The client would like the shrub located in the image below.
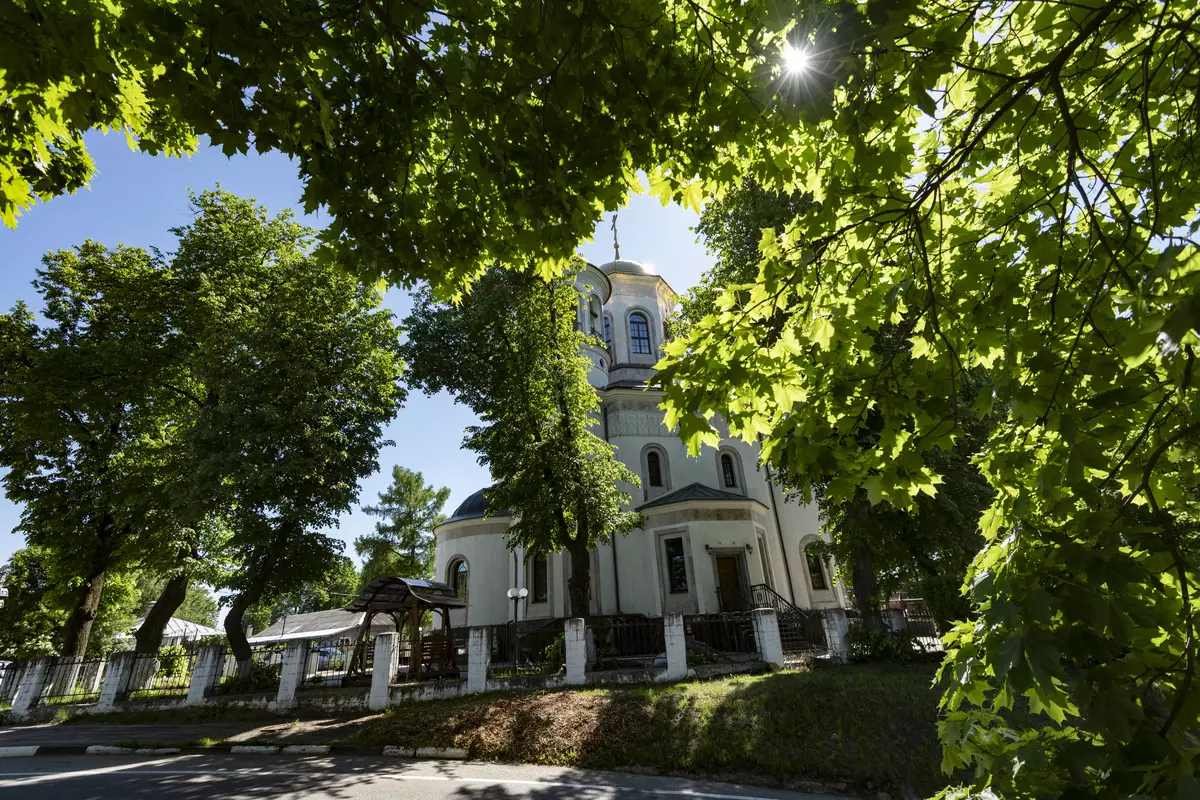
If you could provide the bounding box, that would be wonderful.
[844,624,921,663]
[157,645,191,680]
[220,661,282,694]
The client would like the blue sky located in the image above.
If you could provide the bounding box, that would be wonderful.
[0,132,715,568]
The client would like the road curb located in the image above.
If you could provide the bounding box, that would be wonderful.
[0,742,469,759]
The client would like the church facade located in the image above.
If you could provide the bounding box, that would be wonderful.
[434,257,847,627]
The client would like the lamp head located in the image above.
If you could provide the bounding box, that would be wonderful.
[518,588,529,599]
[507,588,519,599]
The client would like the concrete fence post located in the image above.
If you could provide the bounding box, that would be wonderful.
[466,627,490,694]
[369,632,397,711]
[752,608,785,669]
[186,645,225,705]
[662,614,688,681]
[11,657,52,719]
[96,651,137,711]
[564,618,586,685]
[821,609,851,662]
[275,639,308,710]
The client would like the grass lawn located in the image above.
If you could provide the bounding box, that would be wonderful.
[352,664,950,795]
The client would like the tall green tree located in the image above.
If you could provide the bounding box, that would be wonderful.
[0,244,186,657]
[133,573,220,629]
[159,190,404,663]
[656,2,1200,796]
[402,266,640,617]
[0,548,141,659]
[356,466,450,585]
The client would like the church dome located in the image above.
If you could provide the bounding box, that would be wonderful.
[447,486,509,522]
[600,259,656,276]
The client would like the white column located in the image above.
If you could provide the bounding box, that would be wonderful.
[662,614,688,681]
[186,645,225,705]
[752,608,784,669]
[97,651,136,710]
[11,658,52,719]
[275,639,308,710]
[369,632,398,711]
[466,627,490,694]
[564,618,586,685]
[821,609,850,662]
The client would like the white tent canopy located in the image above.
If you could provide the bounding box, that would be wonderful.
[247,609,395,644]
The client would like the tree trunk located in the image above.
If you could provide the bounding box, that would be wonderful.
[60,563,108,658]
[223,585,264,666]
[134,574,189,654]
[566,538,592,620]
[851,543,884,630]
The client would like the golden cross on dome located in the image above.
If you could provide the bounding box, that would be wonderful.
[610,212,620,260]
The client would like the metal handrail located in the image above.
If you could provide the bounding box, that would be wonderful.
[749,583,811,618]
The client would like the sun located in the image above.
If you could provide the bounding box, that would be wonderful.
[782,45,810,74]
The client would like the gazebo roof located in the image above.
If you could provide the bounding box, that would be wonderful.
[345,576,468,613]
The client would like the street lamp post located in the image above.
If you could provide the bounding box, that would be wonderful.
[506,587,528,666]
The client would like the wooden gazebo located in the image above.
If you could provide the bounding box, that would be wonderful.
[344,577,468,683]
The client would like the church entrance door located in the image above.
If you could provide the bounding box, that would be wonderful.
[716,555,746,612]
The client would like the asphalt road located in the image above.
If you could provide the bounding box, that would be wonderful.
[0,754,843,800]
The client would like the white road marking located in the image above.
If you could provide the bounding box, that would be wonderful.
[0,762,794,799]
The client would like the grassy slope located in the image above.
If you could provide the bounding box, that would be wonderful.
[353,664,948,795]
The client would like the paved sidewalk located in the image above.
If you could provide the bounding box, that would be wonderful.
[0,717,378,747]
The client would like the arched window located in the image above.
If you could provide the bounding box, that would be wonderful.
[805,548,829,591]
[721,454,738,488]
[589,295,602,336]
[449,558,469,603]
[629,312,652,354]
[603,314,612,351]
[647,451,663,487]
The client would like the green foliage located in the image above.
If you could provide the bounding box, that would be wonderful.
[159,189,403,656]
[0,548,139,658]
[0,241,189,656]
[656,2,1200,795]
[241,555,362,635]
[356,465,449,585]
[402,264,640,616]
[2,1,781,292]
[218,662,282,696]
[156,644,191,680]
[844,625,922,665]
[543,634,566,669]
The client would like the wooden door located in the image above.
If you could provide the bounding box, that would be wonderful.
[716,555,743,611]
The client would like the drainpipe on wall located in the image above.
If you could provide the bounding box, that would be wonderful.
[765,463,797,606]
[602,399,622,614]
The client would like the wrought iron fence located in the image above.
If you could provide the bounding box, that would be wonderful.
[0,661,24,706]
[588,616,665,671]
[42,657,107,705]
[214,643,285,695]
[299,637,367,689]
[121,646,197,700]
[778,612,827,661]
[896,598,942,651]
[683,612,758,662]
[487,620,563,678]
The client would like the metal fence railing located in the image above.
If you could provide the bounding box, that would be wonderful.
[778,612,827,661]
[214,643,285,695]
[588,616,665,671]
[895,598,942,651]
[487,620,563,678]
[683,612,758,662]
[42,657,107,705]
[121,646,197,701]
[0,661,25,707]
[300,637,372,689]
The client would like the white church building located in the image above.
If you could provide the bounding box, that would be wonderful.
[434,256,848,627]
